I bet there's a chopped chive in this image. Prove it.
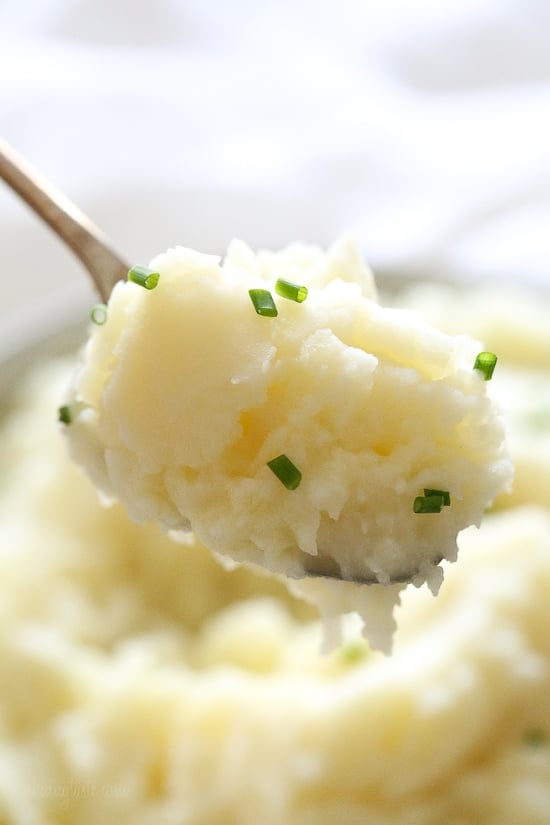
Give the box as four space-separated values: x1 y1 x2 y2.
413 494 444 514
524 728 547 748
90 303 108 325
128 265 160 290
275 278 308 304
267 454 302 490
58 405 72 425
249 288 278 317
424 488 451 506
473 351 497 381
340 641 368 665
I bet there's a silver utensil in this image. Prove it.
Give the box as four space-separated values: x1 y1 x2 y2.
0 137 127 302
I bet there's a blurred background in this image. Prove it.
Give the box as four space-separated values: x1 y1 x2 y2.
1 0 549 350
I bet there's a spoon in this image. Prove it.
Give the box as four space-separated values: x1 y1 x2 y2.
0 137 128 302
0 136 442 588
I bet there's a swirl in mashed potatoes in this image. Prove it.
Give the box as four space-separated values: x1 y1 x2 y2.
0 328 549 824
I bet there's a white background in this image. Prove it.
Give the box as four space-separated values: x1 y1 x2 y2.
1 0 549 345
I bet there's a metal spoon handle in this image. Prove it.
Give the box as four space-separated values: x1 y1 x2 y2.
0 137 128 302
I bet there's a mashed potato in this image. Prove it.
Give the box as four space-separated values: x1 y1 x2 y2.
63 238 512 652
0 333 549 824
386 281 550 514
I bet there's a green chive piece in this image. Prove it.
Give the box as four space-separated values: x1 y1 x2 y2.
90 303 108 325
128 265 160 290
341 641 368 665
413 494 444 514
524 728 547 748
424 488 451 506
473 351 497 381
275 278 308 304
58 405 72 425
249 288 278 317
267 454 302 490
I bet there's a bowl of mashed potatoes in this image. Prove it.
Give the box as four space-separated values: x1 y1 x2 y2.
0 242 549 825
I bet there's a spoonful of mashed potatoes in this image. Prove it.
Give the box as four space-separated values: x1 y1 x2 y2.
62 236 512 650
0 140 512 652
